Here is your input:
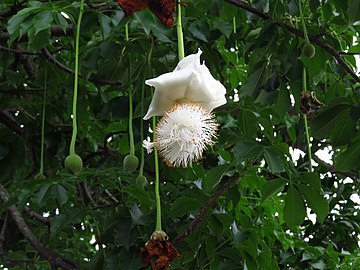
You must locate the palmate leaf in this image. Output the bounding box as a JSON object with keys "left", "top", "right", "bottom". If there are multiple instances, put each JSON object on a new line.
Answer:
{"left": 335, "top": 139, "right": 360, "bottom": 172}
{"left": 284, "top": 184, "right": 306, "bottom": 228}
{"left": 261, "top": 178, "right": 287, "bottom": 203}
{"left": 297, "top": 184, "right": 329, "bottom": 223}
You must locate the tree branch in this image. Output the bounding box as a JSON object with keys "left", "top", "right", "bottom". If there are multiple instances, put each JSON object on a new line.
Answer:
{"left": 224, "top": 0, "right": 360, "bottom": 83}
{"left": 0, "top": 111, "right": 23, "bottom": 135}
{"left": 312, "top": 154, "right": 358, "bottom": 180}
{"left": 0, "top": 24, "right": 74, "bottom": 42}
{"left": 41, "top": 48, "right": 123, "bottom": 86}
{"left": 0, "top": 45, "right": 38, "bottom": 55}
{"left": 23, "top": 206, "right": 50, "bottom": 225}
{"left": 0, "top": 211, "right": 9, "bottom": 258}
{"left": 0, "top": 184, "right": 79, "bottom": 270}
{"left": 86, "top": 0, "right": 107, "bottom": 9}
{"left": 172, "top": 173, "right": 241, "bottom": 245}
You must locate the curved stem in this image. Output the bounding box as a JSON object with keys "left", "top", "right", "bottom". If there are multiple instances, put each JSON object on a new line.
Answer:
{"left": 302, "top": 67, "right": 312, "bottom": 172}
{"left": 69, "top": 0, "right": 84, "bottom": 155}
{"left": 125, "top": 23, "right": 135, "bottom": 156}
{"left": 176, "top": 2, "right": 185, "bottom": 61}
{"left": 147, "top": 37, "right": 161, "bottom": 231}
{"left": 139, "top": 80, "right": 145, "bottom": 176}
{"left": 298, "top": 0, "right": 310, "bottom": 44}
{"left": 232, "top": 16, "right": 236, "bottom": 34}
{"left": 39, "top": 66, "right": 47, "bottom": 176}
{"left": 304, "top": 115, "right": 312, "bottom": 172}
{"left": 153, "top": 117, "right": 161, "bottom": 231}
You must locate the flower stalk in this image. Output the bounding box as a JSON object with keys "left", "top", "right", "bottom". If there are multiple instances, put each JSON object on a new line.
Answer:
{"left": 176, "top": 2, "right": 184, "bottom": 61}
{"left": 303, "top": 67, "right": 312, "bottom": 172}
{"left": 69, "top": 0, "right": 84, "bottom": 156}
{"left": 125, "top": 23, "right": 136, "bottom": 156}
{"left": 298, "top": 0, "right": 309, "bottom": 44}
{"left": 38, "top": 66, "right": 47, "bottom": 178}
{"left": 147, "top": 38, "right": 162, "bottom": 231}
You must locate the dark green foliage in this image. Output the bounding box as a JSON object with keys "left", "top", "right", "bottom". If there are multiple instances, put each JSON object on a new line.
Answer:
{"left": 0, "top": 0, "right": 359, "bottom": 269}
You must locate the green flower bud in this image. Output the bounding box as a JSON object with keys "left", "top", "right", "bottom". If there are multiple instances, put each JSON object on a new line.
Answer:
{"left": 302, "top": 43, "right": 315, "bottom": 58}
{"left": 136, "top": 175, "right": 148, "bottom": 188}
{"left": 64, "top": 154, "right": 83, "bottom": 174}
{"left": 35, "top": 173, "right": 46, "bottom": 179}
{"left": 123, "top": 154, "right": 139, "bottom": 172}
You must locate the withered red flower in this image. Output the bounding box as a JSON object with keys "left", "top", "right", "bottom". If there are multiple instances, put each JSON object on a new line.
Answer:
{"left": 141, "top": 235, "right": 180, "bottom": 270}
{"left": 116, "top": 0, "right": 176, "bottom": 27}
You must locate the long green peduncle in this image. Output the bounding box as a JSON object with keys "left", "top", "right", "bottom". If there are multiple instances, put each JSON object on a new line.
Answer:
{"left": 302, "top": 67, "right": 312, "bottom": 172}
{"left": 69, "top": 0, "right": 84, "bottom": 156}
{"left": 39, "top": 66, "right": 47, "bottom": 176}
{"left": 177, "top": 2, "right": 185, "bottom": 61}
{"left": 125, "top": 23, "right": 135, "bottom": 156}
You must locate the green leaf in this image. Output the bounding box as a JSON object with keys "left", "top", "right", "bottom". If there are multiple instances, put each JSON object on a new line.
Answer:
{"left": 99, "top": 13, "right": 112, "bottom": 40}
{"left": 170, "top": 196, "right": 202, "bottom": 217}
{"left": 85, "top": 250, "right": 105, "bottom": 270}
{"left": 240, "top": 64, "right": 266, "bottom": 97}
{"left": 284, "top": 184, "right": 306, "bottom": 228}
{"left": 129, "top": 204, "right": 148, "bottom": 226}
{"left": 126, "top": 185, "right": 154, "bottom": 206}
{"left": 348, "top": 0, "right": 360, "bottom": 23}
{"left": 33, "top": 11, "right": 53, "bottom": 35}
{"left": 330, "top": 112, "right": 356, "bottom": 146}
{"left": 276, "top": 83, "right": 291, "bottom": 118}
{"left": 34, "top": 185, "right": 50, "bottom": 206}
{"left": 264, "top": 147, "right": 285, "bottom": 173}
{"left": 54, "top": 13, "right": 68, "bottom": 33}
{"left": 311, "top": 100, "right": 352, "bottom": 139}
{"left": 335, "top": 139, "right": 360, "bottom": 171}
{"left": 238, "top": 110, "right": 258, "bottom": 137}
{"left": 189, "top": 20, "right": 209, "bottom": 42}
{"left": 203, "top": 164, "right": 233, "bottom": 190}
{"left": 233, "top": 142, "right": 263, "bottom": 163}
{"left": 261, "top": 178, "right": 287, "bottom": 203}
{"left": 297, "top": 184, "right": 329, "bottom": 223}
{"left": 296, "top": 172, "right": 321, "bottom": 191}
{"left": 28, "top": 28, "right": 51, "bottom": 51}
{"left": 54, "top": 184, "right": 68, "bottom": 207}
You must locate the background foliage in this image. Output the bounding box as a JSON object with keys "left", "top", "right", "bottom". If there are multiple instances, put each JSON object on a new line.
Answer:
{"left": 0, "top": 0, "right": 360, "bottom": 269}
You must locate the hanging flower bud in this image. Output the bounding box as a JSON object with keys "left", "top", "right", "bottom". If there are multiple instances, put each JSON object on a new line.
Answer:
{"left": 64, "top": 154, "right": 83, "bottom": 174}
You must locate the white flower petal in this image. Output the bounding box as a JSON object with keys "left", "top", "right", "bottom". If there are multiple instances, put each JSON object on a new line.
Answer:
{"left": 142, "top": 140, "right": 155, "bottom": 154}
{"left": 143, "top": 49, "right": 227, "bottom": 120}
{"left": 173, "top": 48, "right": 201, "bottom": 71}
{"left": 185, "top": 64, "right": 227, "bottom": 111}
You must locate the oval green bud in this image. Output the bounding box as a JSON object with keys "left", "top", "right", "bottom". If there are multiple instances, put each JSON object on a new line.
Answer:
{"left": 123, "top": 154, "right": 139, "bottom": 172}
{"left": 35, "top": 173, "right": 46, "bottom": 179}
{"left": 136, "top": 175, "right": 148, "bottom": 188}
{"left": 64, "top": 154, "right": 83, "bottom": 174}
{"left": 302, "top": 43, "right": 315, "bottom": 58}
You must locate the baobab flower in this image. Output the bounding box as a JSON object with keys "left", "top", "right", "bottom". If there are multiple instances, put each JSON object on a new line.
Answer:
{"left": 144, "top": 49, "right": 227, "bottom": 167}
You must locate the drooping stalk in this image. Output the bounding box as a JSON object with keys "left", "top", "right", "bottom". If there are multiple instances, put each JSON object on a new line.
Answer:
{"left": 303, "top": 67, "right": 312, "bottom": 172}
{"left": 232, "top": 16, "right": 236, "bottom": 34}
{"left": 125, "top": 23, "right": 135, "bottom": 156}
{"left": 147, "top": 38, "right": 162, "bottom": 231}
{"left": 39, "top": 66, "right": 47, "bottom": 177}
{"left": 298, "top": 0, "right": 310, "bottom": 44}
{"left": 177, "top": 2, "right": 185, "bottom": 61}
{"left": 139, "top": 81, "right": 145, "bottom": 176}
{"left": 69, "top": 0, "right": 84, "bottom": 156}
{"left": 153, "top": 116, "right": 162, "bottom": 231}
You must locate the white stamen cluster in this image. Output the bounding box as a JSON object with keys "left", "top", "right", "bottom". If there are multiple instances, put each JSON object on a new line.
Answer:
{"left": 155, "top": 103, "right": 218, "bottom": 167}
